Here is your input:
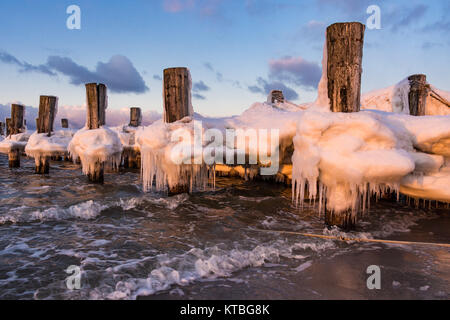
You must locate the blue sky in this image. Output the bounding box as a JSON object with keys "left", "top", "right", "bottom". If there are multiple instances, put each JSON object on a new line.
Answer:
{"left": 0, "top": 0, "right": 449, "bottom": 117}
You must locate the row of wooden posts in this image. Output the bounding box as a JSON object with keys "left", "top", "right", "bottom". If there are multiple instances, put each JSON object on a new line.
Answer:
{"left": 0, "top": 22, "right": 433, "bottom": 228}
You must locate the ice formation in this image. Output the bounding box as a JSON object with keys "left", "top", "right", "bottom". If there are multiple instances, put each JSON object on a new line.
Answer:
{"left": 137, "top": 102, "right": 303, "bottom": 192}
{"left": 136, "top": 118, "right": 214, "bottom": 192}
{"left": 362, "top": 79, "right": 450, "bottom": 116}
{"left": 0, "top": 132, "right": 30, "bottom": 153}
{"left": 68, "top": 127, "right": 123, "bottom": 176}
{"left": 25, "top": 129, "right": 74, "bottom": 166}
{"left": 291, "top": 109, "right": 450, "bottom": 218}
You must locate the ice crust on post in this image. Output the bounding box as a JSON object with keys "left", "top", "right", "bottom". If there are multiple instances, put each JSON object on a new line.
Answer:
{"left": 68, "top": 127, "right": 123, "bottom": 177}
{"left": 291, "top": 109, "right": 450, "bottom": 221}
{"left": 25, "top": 129, "right": 74, "bottom": 167}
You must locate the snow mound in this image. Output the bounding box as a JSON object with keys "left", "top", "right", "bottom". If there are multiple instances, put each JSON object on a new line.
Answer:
{"left": 68, "top": 127, "right": 123, "bottom": 176}
{"left": 0, "top": 132, "right": 30, "bottom": 153}
{"left": 25, "top": 129, "right": 74, "bottom": 165}
{"left": 362, "top": 79, "right": 450, "bottom": 116}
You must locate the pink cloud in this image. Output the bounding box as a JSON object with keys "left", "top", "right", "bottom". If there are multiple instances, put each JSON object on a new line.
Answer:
{"left": 163, "top": 0, "right": 195, "bottom": 13}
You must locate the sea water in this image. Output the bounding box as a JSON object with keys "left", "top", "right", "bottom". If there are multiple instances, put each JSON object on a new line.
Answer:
{"left": 0, "top": 156, "right": 448, "bottom": 300}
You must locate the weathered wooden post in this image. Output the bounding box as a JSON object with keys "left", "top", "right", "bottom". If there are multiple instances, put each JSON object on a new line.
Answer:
{"left": 0, "top": 122, "right": 4, "bottom": 136}
{"left": 327, "top": 22, "right": 365, "bottom": 113}
{"left": 8, "top": 104, "right": 25, "bottom": 168}
{"left": 164, "top": 68, "right": 192, "bottom": 123}
{"left": 269, "top": 90, "right": 285, "bottom": 104}
{"left": 123, "top": 107, "right": 142, "bottom": 169}
{"left": 5, "top": 119, "right": 11, "bottom": 136}
{"left": 129, "top": 107, "right": 142, "bottom": 127}
{"left": 85, "top": 83, "right": 107, "bottom": 183}
{"left": 11, "top": 104, "right": 24, "bottom": 135}
{"left": 408, "top": 74, "right": 428, "bottom": 116}
{"left": 61, "top": 118, "right": 69, "bottom": 129}
{"left": 35, "top": 96, "right": 58, "bottom": 174}
{"left": 325, "top": 22, "right": 365, "bottom": 229}
{"left": 164, "top": 68, "right": 192, "bottom": 194}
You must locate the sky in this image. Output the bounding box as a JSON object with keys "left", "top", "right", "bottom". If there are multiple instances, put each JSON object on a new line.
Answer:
{"left": 0, "top": 0, "right": 449, "bottom": 121}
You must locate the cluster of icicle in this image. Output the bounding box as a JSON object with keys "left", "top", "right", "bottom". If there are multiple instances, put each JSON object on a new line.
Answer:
{"left": 137, "top": 120, "right": 215, "bottom": 193}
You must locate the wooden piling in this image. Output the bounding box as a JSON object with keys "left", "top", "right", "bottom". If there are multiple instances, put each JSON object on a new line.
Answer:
{"left": 6, "top": 119, "right": 11, "bottom": 136}
{"left": 86, "top": 83, "right": 107, "bottom": 130}
{"left": 270, "top": 90, "right": 285, "bottom": 104}
{"left": 164, "top": 68, "right": 192, "bottom": 195}
{"left": 85, "top": 83, "right": 107, "bottom": 182}
{"left": 8, "top": 149, "right": 20, "bottom": 168}
{"left": 408, "top": 74, "right": 428, "bottom": 116}
{"left": 34, "top": 96, "right": 58, "bottom": 174}
{"left": 61, "top": 118, "right": 69, "bottom": 129}
{"left": 10, "top": 104, "right": 24, "bottom": 135}
{"left": 325, "top": 22, "right": 365, "bottom": 229}
{"left": 326, "top": 22, "right": 365, "bottom": 113}
{"left": 164, "top": 68, "right": 192, "bottom": 123}
{"left": 7, "top": 104, "right": 25, "bottom": 168}
{"left": 0, "top": 122, "right": 4, "bottom": 136}
{"left": 129, "top": 107, "right": 142, "bottom": 127}
{"left": 38, "top": 96, "right": 57, "bottom": 135}
{"left": 122, "top": 107, "right": 142, "bottom": 169}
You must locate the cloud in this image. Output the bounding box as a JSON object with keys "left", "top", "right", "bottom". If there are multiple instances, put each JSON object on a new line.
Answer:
{"left": 269, "top": 56, "right": 321, "bottom": 89}
{"left": 0, "top": 51, "right": 56, "bottom": 76}
{"left": 248, "top": 77, "right": 299, "bottom": 101}
{"left": 153, "top": 74, "right": 162, "bottom": 81}
{"left": 193, "top": 80, "right": 210, "bottom": 92}
{"left": 48, "top": 55, "right": 149, "bottom": 94}
{"left": 0, "top": 52, "right": 149, "bottom": 94}
{"left": 245, "top": 0, "right": 293, "bottom": 15}
{"left": 192, "top": 93, "right": 206, "bottom": 100}
{"left": 1, "top": 103, "right": 161, "bottom": 130}
{"left": 162, "top": 0, "right": 195, "bottom": 13}
{"left": 317, "top": 0, "right": 376, "bottom": 15}
{"left": 389, "top": 4, "right": 428, "bottom": 32}
{"left": 162, "top": 0, "right": 225, "bottom": 19}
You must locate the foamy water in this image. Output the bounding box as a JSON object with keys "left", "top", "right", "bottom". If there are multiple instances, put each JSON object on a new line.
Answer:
{"left": 0, "top": 156, "right": 448, "bottom": 300}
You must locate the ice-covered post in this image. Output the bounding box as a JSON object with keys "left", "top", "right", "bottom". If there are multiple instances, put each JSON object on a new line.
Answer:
{"left": 408, "top": 74, "right": 428, "bottom": 116}
{"left": 8, "top": 104, "right": 24, "bottom": 168}
{"left": 164, "top": 67, "right": 192, "bottom": 195}
{"left": 35, "top": 96, "right": 58, "bottom": 174}
{"left": 85, "top": 83, "right": 107, "bottom": 183}
{"left": 327, "top": 22, "right": 365, "bottom": 113}
{"left": 122, "top": 107, "right": 142, "bottom": 169}
{"left": 61, "top": 118, "right": 69, "bottom": 129}
{"left": 129, "top": 107, "right": 142, "bottom": 127}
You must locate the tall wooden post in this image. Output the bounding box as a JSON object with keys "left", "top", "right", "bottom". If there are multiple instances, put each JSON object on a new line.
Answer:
{"left": 85, "top": 83, "right": 107, "bottom": 183}
{"left": 327, "top": 22, "right": 365, "bottom": 113}
{"left": 325, "top": 22, "right": 365, "bottom": 229}
{"left": 34, "top": 96, "right": 58, "bottom": 174}
{"left": 164, "top": 68, "right": 192, "bottom": 195}
{"left": 0, "top": 122, "right": 4, "bottom": 136}
{"left": 61, "top": 118, "right": 69, "bottom": 129}
{"left": 164, "top": 68, "right": 192, "bottom": 123}
{"left": 129, "top": 107, "right": 142, "bottom": 127}
{"left": 11, "top": 104, "right": 24, "bottom": 135}
{"left": 86, "top": 83, "right": 107, "bottom": 130}
{"left": 408, "top": 74, "right": 428, "bottom": 116}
